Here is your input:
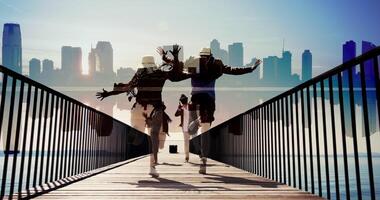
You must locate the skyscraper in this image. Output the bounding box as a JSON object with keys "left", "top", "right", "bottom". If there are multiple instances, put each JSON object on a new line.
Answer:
{"left": 29, "top": 58, "right": 41, "bottom": 80}
{"left": 210, "top": 39, "right": 228, "bottom": 64}
{"left": 95, "top": 41, "right": 113, "bottom": 74}
{"left": 42, "top": 59, "right": 54, "bottom": 75}
{"left": 302, "top": 50, "right": 312, "bottom": 82}
{"left": 361, "top": 41, "right": 378, "bottom": 136}
{"left": 263, "top": 56, "right": 279, "bottom": 82}
{"left": 342, "top": 40, "right": 356, "bottom": 86}
{"left": 61, "top": 46, "right": 83, "bottom": 76}
{"left": 88, "top": 47, "right": 97, "bottom": 76}
{"left": 163, "top": 45, "right": 184, "bottom": 62}
{"left": 362, "top": 41, "right": 376, "bottom": 84}
{"left": 278, "top": 51, "right": 292, "bottom": 82}
{"left": 2, "top": 23, "right": 22, "bottom": 73}
{"left": 228, "top": 42, "right": 243, "bottom": 66}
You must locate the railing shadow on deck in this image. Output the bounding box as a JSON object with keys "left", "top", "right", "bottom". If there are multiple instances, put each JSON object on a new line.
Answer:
{"left": 191, "top": 46, "right": 380, "bottom": 200}
{"left": 0, "top": 65, "right": 151, "bottom": 199}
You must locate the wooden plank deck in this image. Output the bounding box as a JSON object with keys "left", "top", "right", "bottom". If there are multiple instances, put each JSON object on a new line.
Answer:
{"left": 33, "top": 152, "right": 323, "bottom": 199}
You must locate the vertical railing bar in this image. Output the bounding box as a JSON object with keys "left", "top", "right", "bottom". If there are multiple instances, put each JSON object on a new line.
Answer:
{"left": 67, "top": 103, "right": 76, "bottom": 176}
{"left": 348, "top": 67, "right": 362, "bottom": 200}
{"left": 18, "top": 84, "right": 31, "bottom": 197}
{"left": 295, "top": 91, "right": 301, "bottom": 189}
{"left": 372, "top": 55, "right": 380, "bottom": 199}
{"left": 0, "top": 74, "right": 9, "bottom": 198}
{"left": 49, "top": 96, "right": 59, "bottom": 182}
{"left": 270, "top": 103, "right": 274, "bottom": 180}
{"left": 79, "top": 107, "right": 85, "bottom": 173}
{"left": 85, "top": 109, "right": 91, "bottom": 172}
{"left": 274, "top": 101, "right": 277, "bottom": 182}
{"left": 63, "top": 102, "right": 72, "bottom": 177}
{"left": 281, "top": 98, "right": 286, "bottom": 184}
{"left": 264, "top": 106, "right": 268, "bottom": 178}
{"left": 301, "top": 89, "right": 308, "bottom": 191}
{"left": 277, "top": 100, "right": 282, "bottom": 183}
{"left": 268, "top": 105, "right": 271, "bottom": 178}
{"left": 260, "top": 108, "right": 263, "bottom": 176}
{"left": 313, "top": 83, "right": 322, "bottom": 197}
{"left": 359, "top": 62, "right": 375, "bottom": 200}
{"left": 1, "top": 77, "right": 16, "bottom": 198}
{"left": 0, "top": 74, "right": 7, "bottom": 200}
{"left": 337, "top": 73, "right": 350, "bottom": 200}
{"left": 9, "top": 80, "right": 24, "bottom": 198}
{"left": 39, "top": 92, "right": 50, "bottom": 185}
{"left": 290, "top": 94, "right": 296, "bottom": 188}
{"left": 45, "top": 94, "right": 55, "bottom": 183}
{"left": 253, "top": 110, "right": 257, "bottom": 174}
{"left": 285, "top": 96, "right": 291, "bottom": 187}
{"left": 75, "top": 106, "right": 83, "bottom": 175}
{"left": 55, "top": 98, "right": 64, "bottom": 181}
{"left": 0, "top": 74, "right": 8, "bottom": 140}
{"left": 59, "top": 100, "right": 68, "bottom": 179}
{"left": 329, "top": 76, "right": 340, "bottom": 200}
{"left": 33, "top": 89, "right": 44, "bottom": 187}
{"left": 306, "top": 86, "right": 314, "bottom": 194}
{"left": 321, "top": 80, "right": 331, "bottom": 199}
{"left": 26, "top": 87, "right": 38, "bottom": 189}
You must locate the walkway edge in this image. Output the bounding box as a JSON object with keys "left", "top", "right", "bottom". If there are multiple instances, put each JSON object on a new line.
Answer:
{"left": 16, "top": 155, "right": 148, "bottom": 199}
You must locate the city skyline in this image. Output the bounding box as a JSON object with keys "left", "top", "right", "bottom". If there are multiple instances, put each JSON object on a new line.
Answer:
{"left": 2, "top": 23, "right": 377, "bottom": 89}
{"left": 0, "top": 0, "right": 379, "bottom": 76}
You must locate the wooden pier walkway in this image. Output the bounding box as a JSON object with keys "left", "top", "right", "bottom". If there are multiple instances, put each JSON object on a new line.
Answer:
{"left": 33, "top": 153, "right": 323, "bottom": 199}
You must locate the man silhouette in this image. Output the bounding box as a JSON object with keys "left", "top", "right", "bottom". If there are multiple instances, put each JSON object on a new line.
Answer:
{"left": 182, "top": 47, "right": 261, "bottom": 174}
{"left": 97, "top": 46, "right": 189, "bottom": 177}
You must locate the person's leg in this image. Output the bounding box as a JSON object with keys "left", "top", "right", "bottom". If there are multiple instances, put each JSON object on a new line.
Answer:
{"left": 130, "top": 103, "right": 146, "bottom": 133}
{"left": 158, "top": 127, "right": 166, "bottom": 150}
{"left": 198, "top": 94, "right": 215, "bottom": 174}
{"left": 148, "top": 106, "right": 163, "bottom": 177}
{"left": 183, "top": 131, "right": 190, "bottom": 161}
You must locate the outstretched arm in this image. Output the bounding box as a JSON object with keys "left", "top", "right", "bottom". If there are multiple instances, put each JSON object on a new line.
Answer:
{"left": 96, "top": 69, "right": 144, "bottom": 101}
{"left": 96, "top": 88, "right": 125, "bottom": 101}
{"left": 223, "top": 59, "right": 261, "bottom": 75}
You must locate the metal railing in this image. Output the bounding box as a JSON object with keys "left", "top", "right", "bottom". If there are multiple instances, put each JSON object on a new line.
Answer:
{"left": 191, "top": 46, "right": 380, "bottom": 200}
{"left": 0, "top": 65, "right": 150, "bottom": 199}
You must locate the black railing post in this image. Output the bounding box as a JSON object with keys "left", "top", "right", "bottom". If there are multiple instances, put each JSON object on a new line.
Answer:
{"left": 18, "top": 84, "right": 32, "bottom": 197}
{"left": 337, "top": 72, "right": 351, "bottom": 200}
{"left": 313, "top": 83, "right": 322, "bottom": 197}
{"left": 1, "top": 77, "right": 16, "bottom": 198}
{"left": 300, "top": 89, "right": 308, "bottom": 191}
{"left": 348, "top": 67, "right": 362, "bottom": 200}
{"left": 306, "top": 86, "right": 314, "bottom": 194}
{"left": 9, "top": 80, "right": 24, "bottom": 198}
{"left": 359, "top": 62, "right": 376, "bottom": 200}
{"left": 329, "top": 76, "right": 340, "bottom": 200}
{"left": 320, "top": 80, "right": 331, "bottom": 199}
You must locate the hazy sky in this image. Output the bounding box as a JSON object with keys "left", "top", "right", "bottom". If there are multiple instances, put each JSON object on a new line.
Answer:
{"left": 0, "top": 0, "right": 379, "bottom": 76}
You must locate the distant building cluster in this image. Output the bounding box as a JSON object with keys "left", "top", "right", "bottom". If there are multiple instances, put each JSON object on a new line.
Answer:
{"left": 209, "top": 39, "right": 313, "bottom": 87}
{"left": 1, "top": 23, "right": 378, "bottom": 88}
{"left": 342, "top": 40, "right": 377, "bottom": 87}
{"left": 27, "top": 41, "right": 137, "bottom": 86}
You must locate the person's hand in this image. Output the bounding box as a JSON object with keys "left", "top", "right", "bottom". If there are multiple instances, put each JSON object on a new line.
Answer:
{"left": 96, "top": 89, "right": 110, "bottom": 101}
{"left": 170, "top": 44, "right": 181, "bottom": 57}
{"left": 251, "top": 59, "right": 261, "bottom": 71}
{"left": 156, "top": 47, "right": 168, "bottom": 58}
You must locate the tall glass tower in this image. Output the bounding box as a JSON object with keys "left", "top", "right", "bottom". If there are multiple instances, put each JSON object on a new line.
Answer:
{"left": 2, "top": 23, "right": 22, "bottom": 73}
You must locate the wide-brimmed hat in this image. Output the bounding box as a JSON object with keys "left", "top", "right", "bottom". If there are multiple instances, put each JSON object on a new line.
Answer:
{"left": 199, "top": 48, "right": 211, "bottom": 56}
{"left": 141, "top": 56, "right": 157, "bottom": 68}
